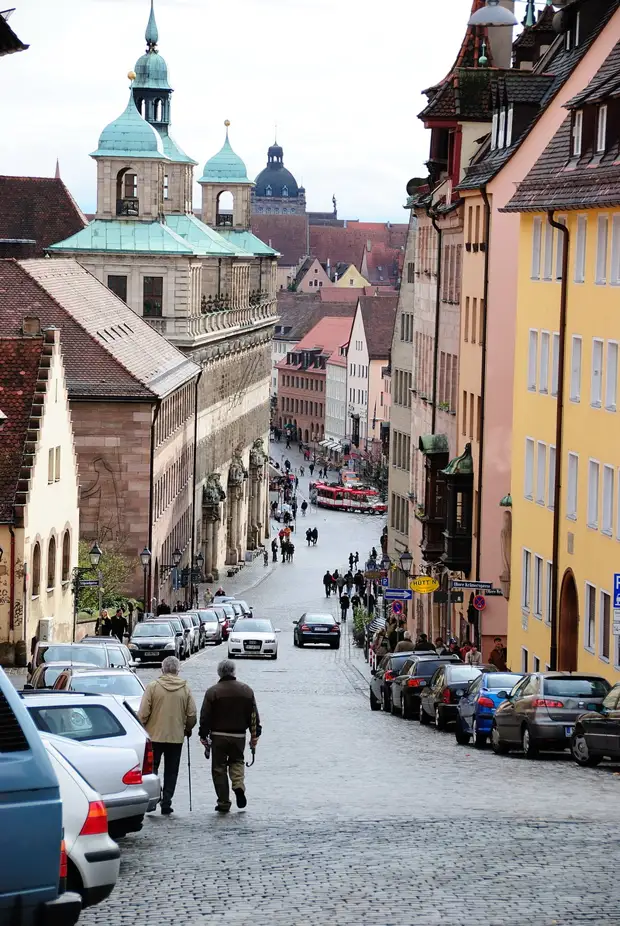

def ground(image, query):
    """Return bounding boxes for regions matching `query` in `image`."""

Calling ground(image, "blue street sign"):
[392,601,403,616]
[384,588,413,601]
[451,580,493,590]
[614,574,620,609]
[381,577,389,588]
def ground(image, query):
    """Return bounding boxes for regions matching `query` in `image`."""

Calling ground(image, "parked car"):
[491,672,611,758]
[52,667,146,713]
[178,615,199,654]
[420,663,495,729]
[50,638,135,670]
[0,667,82,925]
[212,595,235,605]
[370,652,423,712]
[43,738,120,908]
[182,612,204,648]
[23,690,160,813]
[391,654,462,719]
[211,606,231,640]
[164,617,191,659]
[293,613,341,649]
[194,609,223,645]
[41,731,149,839]
[128,620,183,663]
[571,682,620,767]
[28,641,135,683]
[218,603,237,632]
[455,671,524,747]
[233,599,252,617]
[229,602,245,625]
[26,661,95,691]
[227,618,280,659]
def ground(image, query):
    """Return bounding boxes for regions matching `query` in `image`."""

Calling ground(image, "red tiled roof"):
[0,335,44,522]
[295,316,353,354]
[310,223,406,271]
[358,295,398,360]
[0,176,87,258]
[362,242,402,286]
[318,287,390,302]
[251,214,308,266]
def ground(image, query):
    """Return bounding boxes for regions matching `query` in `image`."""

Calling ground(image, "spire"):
[524,0,536,27]
[145,0,158,50]
[54,158,60,179]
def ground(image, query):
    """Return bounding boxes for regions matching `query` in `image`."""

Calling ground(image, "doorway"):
[558,569,579,671]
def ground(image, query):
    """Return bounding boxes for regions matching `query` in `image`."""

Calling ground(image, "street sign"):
[614,575,620,609]
[79,579,99,587]
[473,595,486,611]
[451,580,493,590]
[614,609,620,635]
[364,571,381,580]
[384,588,413,601]
[391,601,403,616]
[485,588,504,597]
[381,577,389,588]
[409,576,439,595]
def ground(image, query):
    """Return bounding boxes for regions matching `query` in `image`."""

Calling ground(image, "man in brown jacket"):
[138,655,197,815]
[199,659,261,813]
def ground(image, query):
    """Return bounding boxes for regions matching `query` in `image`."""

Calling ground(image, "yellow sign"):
[409,576,439,595]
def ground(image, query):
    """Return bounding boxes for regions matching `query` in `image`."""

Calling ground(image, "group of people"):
[370,622,509,671]
[95,606,129,640]
[305,527,319,546]
[271,533,295,563]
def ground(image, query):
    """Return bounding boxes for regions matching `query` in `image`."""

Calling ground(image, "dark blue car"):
[455,671,523,747]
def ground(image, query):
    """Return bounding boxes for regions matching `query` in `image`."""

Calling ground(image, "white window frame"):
[534,555,543,619]
[605,341,618,412]
[551,332,560,398]
[602,464,614,536]
[548,444,556,510]
[491,111,499,150]
[588,458,600,530]
[506,104,514,147]
[543,221,554,281]
[567,452,578,520]
[522,549,532,613]
[570,335,582,402]
[498,108,506,150]
[591,338,604,408]
[555,217,566,280]
[597,104,608,153]
[531,217,542,280]
[539,330,550,394]
[572,110,583,157]
[611,215,620,285]
[596,215,608,284]
[574,216,587,283]
[584,582,596,652]
[600,589,611,662]
[545,561,553,625]
[536,441,546,505]
[524,437,535,500]
[527,329,538,391]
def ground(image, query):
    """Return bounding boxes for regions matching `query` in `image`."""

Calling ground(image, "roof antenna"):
[274,123,278,145]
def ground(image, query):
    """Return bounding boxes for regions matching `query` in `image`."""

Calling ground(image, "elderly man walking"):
[199,659,261,814]
[138,656,197,815]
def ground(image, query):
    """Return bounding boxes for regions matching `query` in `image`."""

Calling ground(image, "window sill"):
[569,397,580,404]
[584,646,595,655]
[61,579,71,587]
[602,529,612,538]
[31,594,40,601]
[547,504,555,512]
[46,587,55,594]
[521,607,530,617]
[599,655,610,664]
[566,514,577,521]
[533,612,542,621]
[586,523,599,531]
[591,402,602,410]
[524,494,533,502]
[540,389,548,396]
[536,499,545,506]
[605,405,616,413]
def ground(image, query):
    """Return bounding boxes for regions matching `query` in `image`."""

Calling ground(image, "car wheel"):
[491,722,510,755]
[293,636,298,647]
[228,652,235,659]
[298,640,304,648]
[522,724,539,759]
[419,702,431,725]
[390,696,401,716]
[473,721,487,749]
[435,705,446,731]
[370,689,381,711]
[571,731,602,767]
[454,717,471,745]
[402,696,414,721]
[271,653,278,660]
[330,642,340,650]
[382,691,391,713]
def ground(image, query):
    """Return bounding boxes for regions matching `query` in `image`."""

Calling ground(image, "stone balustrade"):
[144,294,277,345]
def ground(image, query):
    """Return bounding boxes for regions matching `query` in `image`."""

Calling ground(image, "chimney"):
[22,317,42,336]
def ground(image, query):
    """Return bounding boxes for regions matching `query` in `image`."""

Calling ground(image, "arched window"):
[61,531,71,583]
[32,543,41,597]
[216,190,234,227]
[116,168,139,216]
[282,185,288,197]
[154,99,163,121]
[47,536,56,590]
[265,184,272,197]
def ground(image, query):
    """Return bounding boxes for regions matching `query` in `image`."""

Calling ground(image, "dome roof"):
[132,0,171,90]
[254,141,299,198]
[91,90,166,160]
[199,126,250,184]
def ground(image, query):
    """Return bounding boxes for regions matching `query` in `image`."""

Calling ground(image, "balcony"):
[143,292,278,346]
[116,198,139,217]
[420,515,446,563]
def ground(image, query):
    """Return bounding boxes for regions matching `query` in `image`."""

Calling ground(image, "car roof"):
[303,613,335,619]
[59,666,135,676]
[539,671,607,679]
[34,661,95,669]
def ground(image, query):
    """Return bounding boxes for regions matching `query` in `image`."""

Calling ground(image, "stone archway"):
[558,568,579,671]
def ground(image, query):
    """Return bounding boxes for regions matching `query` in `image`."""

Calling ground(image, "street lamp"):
[89,542,102,567]
[196,551,204,571]
[73,543,104,641]
[140,546,151,616]
[399,550,413,576]
[172,548,182,568]
[381,554,391,572]
[468,0,518,26]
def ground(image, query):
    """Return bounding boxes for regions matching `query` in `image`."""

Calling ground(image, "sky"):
[3,0,484,223]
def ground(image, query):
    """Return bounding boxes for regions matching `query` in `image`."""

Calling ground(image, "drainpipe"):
[148,399,161,613]
[548,210,570,672]
[426,205,443,434]
[188,372,203,607]
[8,524,15,633]
[475,187,492,585]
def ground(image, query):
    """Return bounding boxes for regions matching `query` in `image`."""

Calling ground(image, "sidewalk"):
[196,543,276,604]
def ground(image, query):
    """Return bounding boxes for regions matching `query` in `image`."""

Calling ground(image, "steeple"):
[145,0,158,49]
[54,158,60,179]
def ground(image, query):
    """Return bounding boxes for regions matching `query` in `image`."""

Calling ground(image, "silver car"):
[178,615,199,653]
[28,641,134,682]
[24,690,160,813]
[195,610,223,645]
[51,667,146,714]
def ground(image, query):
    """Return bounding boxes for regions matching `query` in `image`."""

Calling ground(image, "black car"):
[293,613,341,649]
[420,663,494,729]
[370,652,420,712]
[571,682,620,767]
[391,654,462,719]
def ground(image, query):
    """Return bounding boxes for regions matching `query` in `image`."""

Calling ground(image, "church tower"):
[198,122,253,230]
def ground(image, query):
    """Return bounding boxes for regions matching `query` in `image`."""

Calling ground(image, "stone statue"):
[499,510,512,600]
[250,437,267,470]
[203,473,226,517]
[228,450,246,486]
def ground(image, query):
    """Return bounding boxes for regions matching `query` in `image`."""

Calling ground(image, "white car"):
[50,666,146,713]
[228,618,280,659]
[43,739,120,908]
[40,732,150,838]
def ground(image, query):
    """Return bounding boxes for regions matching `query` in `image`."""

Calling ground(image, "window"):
[524,438,534,499]
[533,656,540,672]
[596,216,608,284]
[407,262,414,284]
[28,704,125,742]
[282,185,288,197]
[163,174,169,200]
[143,276,163,317]
[600,591,611,660]
[605,341,618,411]
[536,442,546,505]
[585,582,596,651]
[551,332,560,397]
[591,338,604,407]
[107,275,127,302]
[47,536,56,590]
[571,110,583,158]
[603,465,614,536]
[574,216,587,283]
[555,218,566,280]
[521,648,529,673]
[543,222,554,281]
[611,216,620,285]
[534,555,543,619]
[498,108,506,150]
[506,104,514,147]
[539,331,550,394]
[522,549,531,612]
[570,335,582,402]
[61,531,71,583]
[567,453,578,519]
[545,561,553,625]
[32,542,41,597]
[491,111,499,150]
[596,104,608,153]
[587,459,599,529]
[54,447,60,483]
[531,217,542,280]
[527,330,538,391]
[48,448,54,484]
[548,445,556,510]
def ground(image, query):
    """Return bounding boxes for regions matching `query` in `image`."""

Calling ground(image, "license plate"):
[245,645,261,651]
[564,726,574,737]
[312,627,328,632]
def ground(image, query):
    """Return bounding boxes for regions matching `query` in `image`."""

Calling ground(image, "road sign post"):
[391,601,403,616]
[383,588,412,601]
[614,574,620,609]
[473,595,486,611]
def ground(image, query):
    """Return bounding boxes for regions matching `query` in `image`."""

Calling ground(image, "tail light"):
[442,688,452,704]
[532,698,564,708]
[407,678,425,688]
[79,800,108,836]
[330,625,339,632]
[478,696,495,708]
[143,738,154,776]
[122,764,143,785]
[300,624,310,631]
[59,839,68,890]
[384,671,396,682]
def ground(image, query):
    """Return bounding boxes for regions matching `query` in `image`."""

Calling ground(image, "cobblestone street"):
[78,450,620,926]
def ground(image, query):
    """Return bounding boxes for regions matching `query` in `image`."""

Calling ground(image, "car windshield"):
[168,621,182,632]
[447,666,483,682]
[390,654,415,669]
[234,620,273,633]
[180,618,192,629]
[69,674,144,697]
[221,605,235,617]
[39,645,106,667]
[486,673,523,691]
[133,623,172,637]
[28,704,125,741]
[544,677,610,698]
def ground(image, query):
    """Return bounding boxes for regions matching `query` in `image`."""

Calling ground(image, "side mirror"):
[23,683,33,690]
[292,620,299,624]
[275,629,282,633]
[496,690,508,699]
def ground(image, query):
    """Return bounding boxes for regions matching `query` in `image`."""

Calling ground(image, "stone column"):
[227,452,246,564]
[235,485,244,561]
[202,474,226,579]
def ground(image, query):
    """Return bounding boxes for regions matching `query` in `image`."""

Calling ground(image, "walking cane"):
[187,736,193,811]
[245,709,257,767]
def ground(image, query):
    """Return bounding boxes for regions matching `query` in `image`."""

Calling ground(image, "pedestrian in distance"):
[271,539,278,563]
[348,552,354,570]
[110,607,128,641]
[488,636,508,671]
[465,642,483,665]
[351,592,361,612]
[95,609,111,636]
[301,500,308,517]
[415,633,436,652]
[323,570,333,597]
[365,591,376,617]
[345,571,353,595]
[311,527,318,545]
[156,599,171,615]
[386,614,398,651]
[309,462,315,476]
[340,592,350,623]
[300,465,305,477]
[199,659,261,813]
[306,528,312,546]
[395,631,415,653]
[354,551,359,566]
[284,459,291,472]
[434,637,448,655]
[337,575,345,599]
[138,656,197,815]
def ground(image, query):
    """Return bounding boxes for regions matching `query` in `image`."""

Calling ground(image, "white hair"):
[403,631,411,640]
[217,659,236,679]
[161,656,180,675]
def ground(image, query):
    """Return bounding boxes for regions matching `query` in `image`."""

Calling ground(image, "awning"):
[419,434,449,455]
[319,439,331,447]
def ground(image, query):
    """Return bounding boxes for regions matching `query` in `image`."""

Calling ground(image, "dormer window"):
[266,184,272,196]
[491,111,499,150]
[498,108,506,149]
[596,104,607,154]
[282,185,289,197]
[506,104,514,148]
[572,110,583,157]
[565,9,580,50]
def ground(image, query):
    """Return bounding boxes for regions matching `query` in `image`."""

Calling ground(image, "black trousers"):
[152,741,183,809]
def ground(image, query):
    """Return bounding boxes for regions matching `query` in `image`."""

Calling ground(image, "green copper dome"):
[199,126,251,184]
[133,0,171,90]
[91,90,167,159]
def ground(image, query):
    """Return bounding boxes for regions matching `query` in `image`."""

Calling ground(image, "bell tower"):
[199,122,254,230]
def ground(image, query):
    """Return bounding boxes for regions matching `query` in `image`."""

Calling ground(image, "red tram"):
[313,483,386,514]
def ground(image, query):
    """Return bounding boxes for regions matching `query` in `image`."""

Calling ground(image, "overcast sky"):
[4,0,483,222]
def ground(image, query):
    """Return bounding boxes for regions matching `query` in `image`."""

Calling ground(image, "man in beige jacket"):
[138,655,197,814]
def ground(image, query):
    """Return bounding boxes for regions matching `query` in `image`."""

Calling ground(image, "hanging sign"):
[409,576,440,595]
